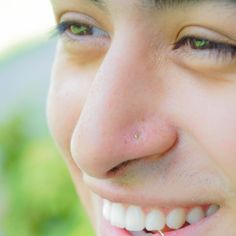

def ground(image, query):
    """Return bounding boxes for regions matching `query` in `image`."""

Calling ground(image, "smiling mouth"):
[102,199,220,235]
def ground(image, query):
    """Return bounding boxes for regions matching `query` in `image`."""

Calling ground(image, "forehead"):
[50,0,236,8]
[50,0,236,14]
[89,0,202,8]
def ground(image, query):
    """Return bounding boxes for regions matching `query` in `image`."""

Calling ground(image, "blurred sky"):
[0,0,55,53]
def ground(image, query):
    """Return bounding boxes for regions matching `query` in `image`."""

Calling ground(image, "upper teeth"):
[102,199,219,232]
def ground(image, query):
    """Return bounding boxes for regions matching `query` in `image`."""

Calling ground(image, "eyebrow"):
[88,0,236,10]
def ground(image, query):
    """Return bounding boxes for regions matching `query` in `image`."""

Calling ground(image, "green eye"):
[70,24,92,35]
[192,39,210,49]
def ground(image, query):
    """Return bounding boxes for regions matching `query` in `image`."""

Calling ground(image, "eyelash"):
[173,36,236,59]
[56,21,236,60]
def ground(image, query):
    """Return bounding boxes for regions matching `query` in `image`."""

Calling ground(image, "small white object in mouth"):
[102,199,220,232]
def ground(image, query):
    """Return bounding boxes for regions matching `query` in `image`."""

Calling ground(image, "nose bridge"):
[70,34,177,178]
[93,36,150,122]
[86,28,156,126]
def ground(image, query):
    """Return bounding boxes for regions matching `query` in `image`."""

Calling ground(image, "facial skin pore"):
[47,0,236,235]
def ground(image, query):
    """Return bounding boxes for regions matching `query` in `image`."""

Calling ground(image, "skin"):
[47,0,236,235]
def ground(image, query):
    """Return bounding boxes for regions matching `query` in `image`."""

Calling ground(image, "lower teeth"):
[130,223,191,236]
[131,231,153,236]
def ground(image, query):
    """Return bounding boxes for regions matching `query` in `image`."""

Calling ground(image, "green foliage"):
[0,114,94,236]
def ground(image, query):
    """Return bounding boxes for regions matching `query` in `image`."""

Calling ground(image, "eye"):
[54,18,110,60]
[69,24,92,36]
[187,38,211,50]
[177,38,212,50]
[56,21,109,39]
[173,36,236,57]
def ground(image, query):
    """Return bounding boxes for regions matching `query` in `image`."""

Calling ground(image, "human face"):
[47,0,236,235]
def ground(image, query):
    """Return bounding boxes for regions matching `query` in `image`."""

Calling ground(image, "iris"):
[191,38,210,50]
[69,24,92,35]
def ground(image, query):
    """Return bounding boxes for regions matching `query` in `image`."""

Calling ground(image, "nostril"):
[107,160,132,177]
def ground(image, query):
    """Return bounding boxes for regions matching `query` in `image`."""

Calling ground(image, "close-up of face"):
[47,0,236,235]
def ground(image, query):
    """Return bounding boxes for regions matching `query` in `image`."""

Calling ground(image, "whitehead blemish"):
[134,131,141,140]
[122,121,146,146]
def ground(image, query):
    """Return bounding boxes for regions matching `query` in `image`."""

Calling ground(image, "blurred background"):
[0,0,94,235]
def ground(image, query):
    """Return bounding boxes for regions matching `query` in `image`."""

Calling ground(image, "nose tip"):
[70,111,177,179]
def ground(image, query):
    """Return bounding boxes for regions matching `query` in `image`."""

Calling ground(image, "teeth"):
[145,210,165,231]
[166,208,186,229]
[103,199,111,221]
[206,204,220,217]
[111,203,126,228]
[102,199,220,232]
[126,205,145,231]
[186,207,205,224]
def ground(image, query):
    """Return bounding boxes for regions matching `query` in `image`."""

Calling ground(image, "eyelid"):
[176,25,236,45]
[59,12,101,28]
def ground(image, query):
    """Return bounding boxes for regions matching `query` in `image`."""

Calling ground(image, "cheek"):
[47,62,92,156]
[188,89,236,182]
[165,74,236,185]
[201,104,236,180]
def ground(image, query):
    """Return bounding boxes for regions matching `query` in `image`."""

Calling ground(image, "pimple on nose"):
[134,131,141,140]
[123,127,144,146]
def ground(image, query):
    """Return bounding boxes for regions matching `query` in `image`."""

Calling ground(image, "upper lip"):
[83,173,222,208]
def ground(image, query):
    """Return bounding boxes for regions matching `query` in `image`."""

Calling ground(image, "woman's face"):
[47,1,236,235]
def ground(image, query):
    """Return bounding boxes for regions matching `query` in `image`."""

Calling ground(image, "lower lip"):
[153,217,211,236]
[100,211,217,236]
[100,217,130,236]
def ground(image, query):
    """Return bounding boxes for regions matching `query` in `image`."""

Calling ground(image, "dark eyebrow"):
[143,0,203,9]
[88,0,236,9]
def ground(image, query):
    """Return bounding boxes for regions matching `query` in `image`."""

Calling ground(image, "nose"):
[70,35,177,179]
